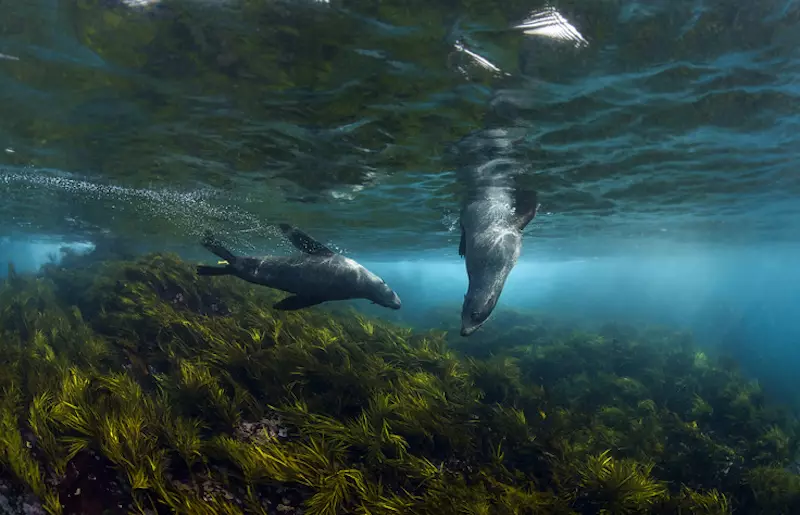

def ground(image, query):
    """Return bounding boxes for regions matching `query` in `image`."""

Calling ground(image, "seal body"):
[197,224,401,311]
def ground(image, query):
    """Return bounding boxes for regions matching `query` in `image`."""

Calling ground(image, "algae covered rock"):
[0,252,793,513]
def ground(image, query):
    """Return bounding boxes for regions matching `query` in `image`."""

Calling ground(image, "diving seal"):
[456,128,540,336]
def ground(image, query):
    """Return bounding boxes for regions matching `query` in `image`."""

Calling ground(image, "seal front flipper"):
[273,295,325,311]
[278,224,335,256]
[512,187,540,231]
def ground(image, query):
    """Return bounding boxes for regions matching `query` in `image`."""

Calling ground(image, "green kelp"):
[0,254,795,514]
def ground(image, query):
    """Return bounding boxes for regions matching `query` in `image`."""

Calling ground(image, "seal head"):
[459,229,520,336]
[458,183,539,337]
[370,277,402,309]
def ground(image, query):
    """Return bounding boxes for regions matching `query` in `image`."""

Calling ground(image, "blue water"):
[1,1,799,400]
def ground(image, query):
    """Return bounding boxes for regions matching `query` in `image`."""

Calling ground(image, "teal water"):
[1,1,799,395]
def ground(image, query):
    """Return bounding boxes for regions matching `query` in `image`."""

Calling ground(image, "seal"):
[456,128,540,337]
[196,223,402,311]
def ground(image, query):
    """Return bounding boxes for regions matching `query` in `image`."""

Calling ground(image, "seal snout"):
[387,292,402,310]
[461,312,487,337]
[460,325,477,337]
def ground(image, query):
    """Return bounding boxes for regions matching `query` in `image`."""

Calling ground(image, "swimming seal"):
[196,224,402,311]
[456,128,540,337]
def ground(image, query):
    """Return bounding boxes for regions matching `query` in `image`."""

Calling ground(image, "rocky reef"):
[0,252,795,514]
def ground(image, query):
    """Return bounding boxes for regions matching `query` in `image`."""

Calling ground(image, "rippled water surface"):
[0,0,798,257]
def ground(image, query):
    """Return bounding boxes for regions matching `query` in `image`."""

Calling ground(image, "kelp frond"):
[676,485,731,514]
[578,450,668,513]
[0,389,60,512]
[305,468,367,515]
[161,414,205,469]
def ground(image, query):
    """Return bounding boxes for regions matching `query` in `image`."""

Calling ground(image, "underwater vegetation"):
[0,252,795,514]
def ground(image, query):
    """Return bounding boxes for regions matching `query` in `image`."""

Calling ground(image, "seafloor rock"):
[234,415,290,444]
[0,479,45,515]
[0,252,795,514]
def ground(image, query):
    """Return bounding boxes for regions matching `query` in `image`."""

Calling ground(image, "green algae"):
[0,253,794,513]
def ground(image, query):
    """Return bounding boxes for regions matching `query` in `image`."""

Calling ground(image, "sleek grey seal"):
[457,128,540,337]
[196,224,402,311]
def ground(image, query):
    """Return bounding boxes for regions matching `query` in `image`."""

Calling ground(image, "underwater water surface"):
[0,0,799,513]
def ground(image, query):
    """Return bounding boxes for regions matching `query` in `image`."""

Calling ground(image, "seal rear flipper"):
[512,187,540,231]
[200,232,238,263]
[273,295,325,311]
[196,265,233,277]
[278,224,335,256]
